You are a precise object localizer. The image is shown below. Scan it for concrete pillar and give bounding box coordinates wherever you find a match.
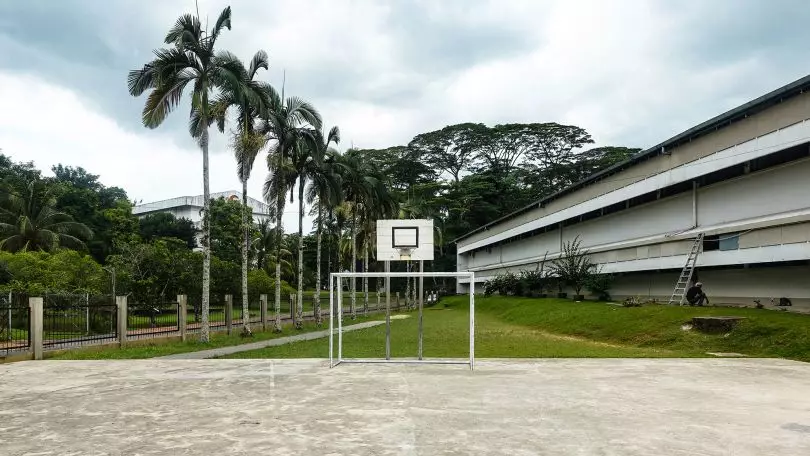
[396,292,400,309]
[376,290,381,311]
[177,295,187,342]
[116,296,127,348]
[260,294,268,332]
[28,297,43,360]
[225,294,233,335]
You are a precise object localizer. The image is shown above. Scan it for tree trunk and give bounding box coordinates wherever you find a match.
[296,175,305,329]
[350,210,357,319]
[363,240,369,316]
[200,126,211,342]
[274,156,284,333]
[314,203,322,326]
[241,178,251,335]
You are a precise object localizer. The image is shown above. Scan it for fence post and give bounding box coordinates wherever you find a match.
[289,295,294,320]
[225,294,233,335]
[260,294,268,332]
[116,295,127,348]
[177,295,187,342]
[396,292,400,309]
[376,290,381,311]
[28,297,43,360]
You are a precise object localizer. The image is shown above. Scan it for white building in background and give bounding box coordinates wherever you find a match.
[133,190,271,225]
[455,74,810,311]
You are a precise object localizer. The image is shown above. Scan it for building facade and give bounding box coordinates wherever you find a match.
[133,190,270,225]
[455,75,810,311]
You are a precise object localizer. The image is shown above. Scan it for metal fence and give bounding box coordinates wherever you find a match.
[127,301,180,340]
[1,293,30,356]
[42,294,118,350]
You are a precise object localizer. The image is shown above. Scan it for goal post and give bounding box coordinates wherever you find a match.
[329,271,475,370]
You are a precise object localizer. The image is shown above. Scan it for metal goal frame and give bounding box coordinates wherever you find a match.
[329,271,475,370]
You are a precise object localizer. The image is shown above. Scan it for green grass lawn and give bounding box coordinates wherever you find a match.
[48,316,375,360]
[224,296,810,361]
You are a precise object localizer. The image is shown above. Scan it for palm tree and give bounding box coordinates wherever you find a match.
[211,50,275,336]
[304,128,341,326]
[0,181,93,252]
[336,150,396,319]
[128,6,242,342]
[261,97,322,331]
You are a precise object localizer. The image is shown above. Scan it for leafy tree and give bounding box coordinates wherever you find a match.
[408,123,487,182]
[50,164,134,262]
[128,5,242,342]
[209,197,251,266]
[0,259,10,285]
[139,212,197,248]
[0,250,105,294]
[0,154,41,194]
[0,181,93,253]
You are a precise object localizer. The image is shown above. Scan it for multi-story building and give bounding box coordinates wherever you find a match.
[455,75,810,311]
[133,190,270,225]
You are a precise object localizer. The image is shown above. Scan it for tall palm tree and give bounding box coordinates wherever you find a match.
[128,6,242,342]
[304,129,341,326]
[0,181,93,252]
[336,149,396,319]
[261,97,322,331]
[211,50,275,336]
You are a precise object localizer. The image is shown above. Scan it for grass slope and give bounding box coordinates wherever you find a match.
[224,296,810,361]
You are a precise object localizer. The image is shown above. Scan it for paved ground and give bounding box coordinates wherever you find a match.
[158,315,409,359]
[1,359,808,455]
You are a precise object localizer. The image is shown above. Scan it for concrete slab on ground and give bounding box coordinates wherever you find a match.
[1,359,809,455]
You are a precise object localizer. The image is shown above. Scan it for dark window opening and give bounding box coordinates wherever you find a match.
[750,142,810,173]
[628,191,658,208]
[660,179,693,199]
[703,234,720,252]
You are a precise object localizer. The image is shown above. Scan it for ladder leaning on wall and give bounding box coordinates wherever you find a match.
[667,233,705,305]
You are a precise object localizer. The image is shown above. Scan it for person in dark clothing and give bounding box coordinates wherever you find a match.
[686,282,708,306]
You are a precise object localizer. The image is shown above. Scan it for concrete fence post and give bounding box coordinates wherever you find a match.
[289,295,294,320]
[225,294,233,335]
[260,294,268,332]
[376,290,381,311]
[116,296,127,348]
[177,295,187,342]
[396,292,400,309]
[28,297,43,360]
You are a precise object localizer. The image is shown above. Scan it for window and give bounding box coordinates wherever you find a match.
[703,234,719,252]
[719,233,739,251]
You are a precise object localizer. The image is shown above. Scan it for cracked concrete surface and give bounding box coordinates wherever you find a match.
[1,359,808,455]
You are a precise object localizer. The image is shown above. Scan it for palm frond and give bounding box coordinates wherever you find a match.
[208,6,232,48]
[248,50,269,78]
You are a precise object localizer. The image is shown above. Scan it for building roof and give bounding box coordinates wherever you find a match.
[133,190,270,215]
[453,73,810,244]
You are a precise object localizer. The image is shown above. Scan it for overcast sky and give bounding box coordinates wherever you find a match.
[1,0,809,233]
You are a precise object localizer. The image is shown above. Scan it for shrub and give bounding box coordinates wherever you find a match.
[549,237,595,297]
[0,250,105,294]
[586,272,615,301]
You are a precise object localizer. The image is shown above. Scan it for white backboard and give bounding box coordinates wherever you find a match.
[377,219,434,261]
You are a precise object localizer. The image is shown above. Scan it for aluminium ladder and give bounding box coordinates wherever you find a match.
[667,233,704,305]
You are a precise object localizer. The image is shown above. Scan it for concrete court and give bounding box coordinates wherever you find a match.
[1,359,809,455]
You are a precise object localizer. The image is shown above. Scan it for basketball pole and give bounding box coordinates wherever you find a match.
[385,260,391,360]
[418,260,424,360]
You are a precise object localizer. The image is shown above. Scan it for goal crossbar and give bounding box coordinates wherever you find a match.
[329,270,475,370]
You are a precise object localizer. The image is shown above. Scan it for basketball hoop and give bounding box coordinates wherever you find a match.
[397,247,412,261]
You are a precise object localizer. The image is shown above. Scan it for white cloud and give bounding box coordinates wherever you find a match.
[0,72,308,232]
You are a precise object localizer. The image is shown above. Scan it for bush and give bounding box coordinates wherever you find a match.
[549,237,595,297]
[248,269,294,297]
[586,272,615,301]
[0,250,105,294]
[483,271,520,296]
